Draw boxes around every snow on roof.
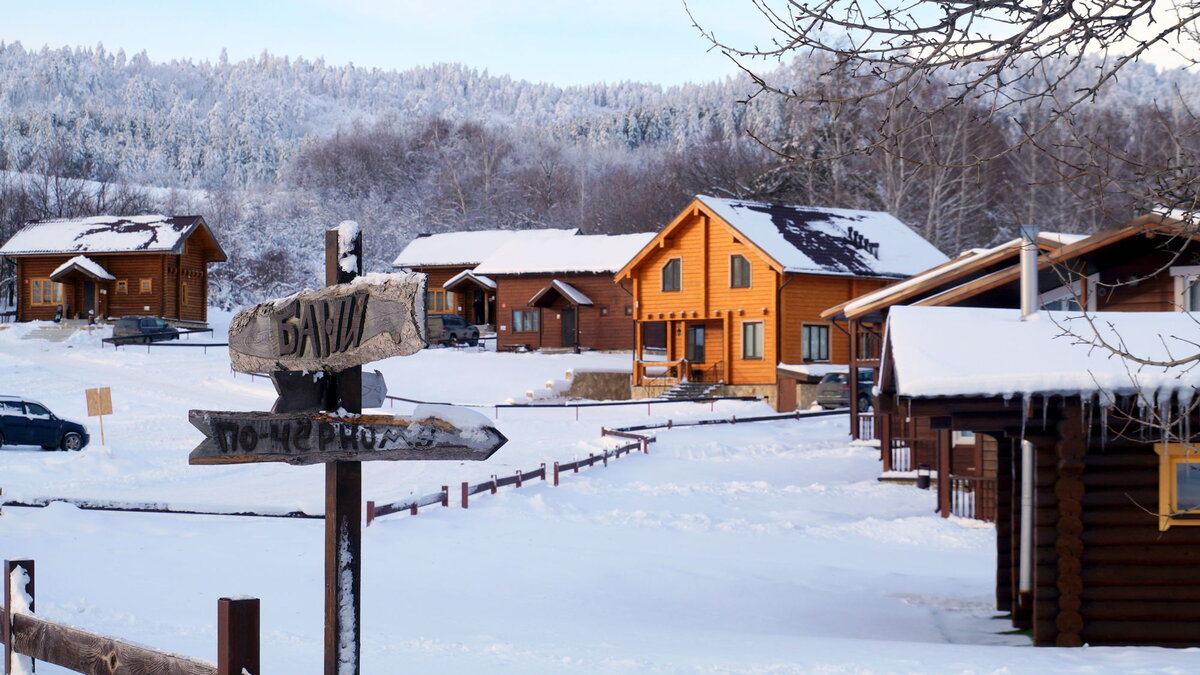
[777,363,847,379]
[443,269,496,290]
[697,196,948,278]
[0,215,203,256]
[530,279,593,306]
[473,232,655,275]
[50,255,115,281]
[391,228,579,268]
[1036,232,1088,246]
[887,305,1200,399]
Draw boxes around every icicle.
[1100,402,1108,449]
[1085,394,1094,448]
[1042,393,1050,429]
[1020,392,1030,447]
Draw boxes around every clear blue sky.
[0,0,777,86]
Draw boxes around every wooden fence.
[2,559,258,675]
[367,436,651,524]
[949,475,997,522]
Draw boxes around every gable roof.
[822,232,1077,321]
[0,215,225,261]
[914,214,1196,309]
[473,232,655,276]
[50,255,115,281]
[618,196,948,281]
[391,228,579,268]
[885,305,1200,399]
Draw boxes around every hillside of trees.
[0,42,1196,307]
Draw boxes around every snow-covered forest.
[0,42,1196,306]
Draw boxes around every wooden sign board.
[188,409,507,466]
[228,273,426,374]
[85,387,112,417]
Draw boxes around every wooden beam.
[11,612,215,675]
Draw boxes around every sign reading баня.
[227,273,425,374]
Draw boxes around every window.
[512,309,540,332]
[1040,275,1097,312]
[30,279,64,305]
[802,324,830,362]
[181,282,190,306]
[116,280,128,293]
[425,290,455,312]
[730,254,751,288]
[624,305,633,316]
[685,324,705,362]
[1172,266,1200,311]
[742,321,763,359]
[1154,442,1200,530]
[662,258,681,292]
[25,402,49,418]
[140,278,153,293]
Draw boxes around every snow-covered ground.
[0,312,1196,672]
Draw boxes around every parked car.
[113,315,180,343]
[815,369,875,410]
[0,396,89,450]
[426,314,480,347]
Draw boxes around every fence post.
[4,559,34,675]
[640,437,648,454]
[441,486,449,507]
[603,451,608,467]
[516,470,523,488]
[490,476,497,494]
[554,462,560,486]
[217,597,260,675]
[365,501,375,527]
[540,463,546,480]
[461,482,469,509]
[575,406,579,421]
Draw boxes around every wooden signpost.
[84,386,112,445]
[190,223,506,675]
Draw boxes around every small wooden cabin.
[825,213,1200,520]
[880,305,1200,647]
[391,228,577,328]
[472,233,654,351]
[615,195,947,405]
[0,215,225,323]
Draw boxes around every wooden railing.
[697,360,724,384]
[950,475,997,522]
[634,359,687,386]
[857,413,879,440]
[888,438,936,473]
[2,559,258,675]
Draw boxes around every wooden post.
[461,482,469,509]
[324,225,363,675]
[217,597,260,675]
[879,413,893,472]
[365,501,375,527]
[937,428,952,518]
[849,320,860,440]
[4,559,34,675]
[441,486,449,507]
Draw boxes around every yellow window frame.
[1154,442,1200,530]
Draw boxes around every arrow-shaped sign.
[188,407,507,466]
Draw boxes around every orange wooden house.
[615,196,948,406]
[0,215,225,324]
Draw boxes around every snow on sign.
[227,272,426,374]
[188,408,506,465]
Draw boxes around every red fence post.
[4,559,34,675]
[490,477,497,494]
[365,500,375,527]
[217,597,260,675]
[410,502,418,516]
[540,462,546,480]
[461,482,469,509]
[441,486,449,507]
[554,462,560,486]
[516,470,523,488]
[603,451,608,467]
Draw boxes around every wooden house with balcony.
[881,305,1200,647]
[472,232,654,351]
[0,215,225,324]
[825,211,1199,522]
[392,228,577,328]
[615,195,948,406]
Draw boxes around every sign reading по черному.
[227,274,426,374]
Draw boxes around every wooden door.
[561,308,577,348]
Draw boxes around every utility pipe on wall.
[1019,439,1034,596]
[1019,225,1040,320]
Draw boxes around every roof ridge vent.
[845,226,880,258]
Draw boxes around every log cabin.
[0,215,225,324]
[391,228,577,328]
[824,213,1199,521]
[880,305,1200,647]
[472,232,655,351]
[615,195,948,406]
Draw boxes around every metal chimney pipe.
[1019,225,1040,320]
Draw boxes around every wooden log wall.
[494,273,635,351]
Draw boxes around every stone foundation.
[568,370,633,401]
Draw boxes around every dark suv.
[815,369,875,410]
[113,315,180,344]
[427,314,480,346]
[0,396,89,450]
